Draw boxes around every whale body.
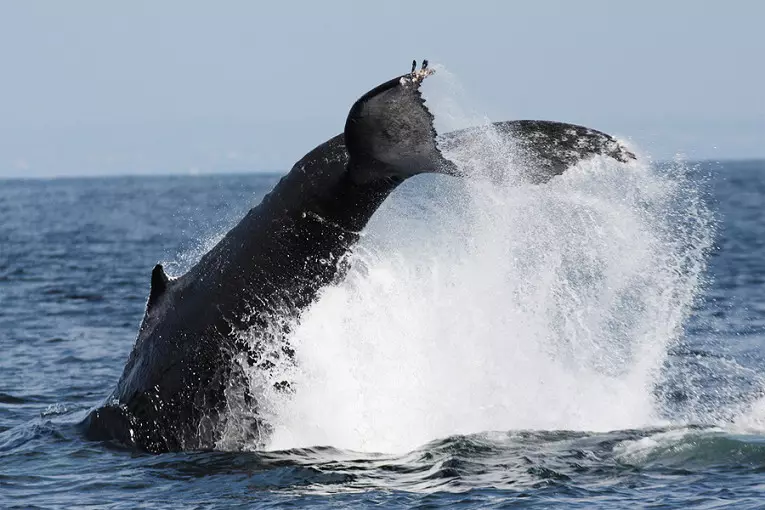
[84,64,635,452]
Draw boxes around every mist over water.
[239,71,717,454]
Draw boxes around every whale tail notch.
[344,59,458,183]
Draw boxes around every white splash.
[244,70,713,454]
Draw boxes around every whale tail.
[344,61,458,183]
[343,61,635,186]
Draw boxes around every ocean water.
[1,156,765,508]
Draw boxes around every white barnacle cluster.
[412,67,435,83]
[575,136,590,149]
[400,67,435,88]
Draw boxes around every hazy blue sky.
[1,1,762,178]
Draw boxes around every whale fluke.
[439,120,635,184]
[344,65,457,183]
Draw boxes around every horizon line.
[1,158,762,183]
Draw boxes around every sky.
[0,0,762,178]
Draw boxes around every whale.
[84,62,635,452]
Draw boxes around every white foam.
[244,71,713,454]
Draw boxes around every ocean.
[1,158,765,508]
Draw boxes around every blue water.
[1,160,765,508]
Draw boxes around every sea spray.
[262,155,711,453]
[228,71,715,453]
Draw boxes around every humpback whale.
[84,62,635,452]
